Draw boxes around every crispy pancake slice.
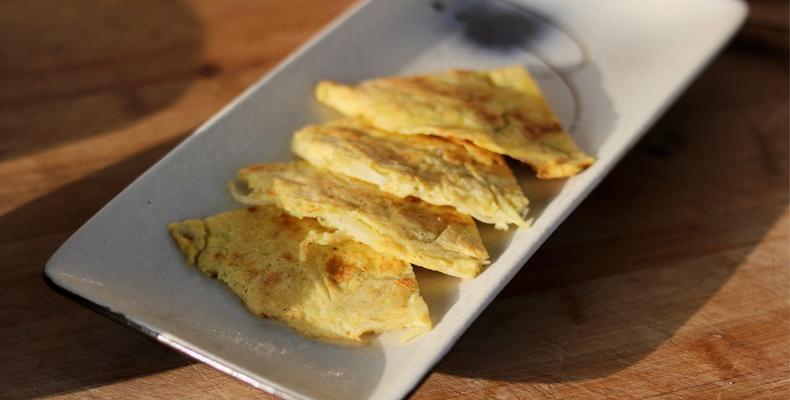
[315,65,594,178]
[168,206,431,342]
[230,162,489,279]
[292,119,530,230]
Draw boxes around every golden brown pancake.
[230,162,489,279]
[292,119,530,229]
[315,65,594,178]
[168,206,431,342]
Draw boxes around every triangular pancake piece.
[315,65,594,178]
[230,162,489,279]
[168,206,431,342]
[292,119,530,230]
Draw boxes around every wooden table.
[2,1,787,399]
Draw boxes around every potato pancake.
[231,162,489,279]
[315,65,594,178]
[168,206,431,342]
[292,119,529,229]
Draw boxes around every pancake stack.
[168,66,594,343]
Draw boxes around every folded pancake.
[168,206,431,342]
[315,65,594,179]
[292,119,530,230]
[230,162,489,279]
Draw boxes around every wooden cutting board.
[1,1,787,399]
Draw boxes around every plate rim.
[43,0,749,399]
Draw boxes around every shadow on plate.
[414,268,462,326]
[0,0,204,161]
[432,41,788,385]
[429,0,618,258]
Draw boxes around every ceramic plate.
[45,0,746,399]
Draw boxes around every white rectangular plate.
[45,0,746,399]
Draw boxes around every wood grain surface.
[1,1,787,399]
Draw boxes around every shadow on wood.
[433,41,788,384]
[0,137,195,400]
[0,0,203,161]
